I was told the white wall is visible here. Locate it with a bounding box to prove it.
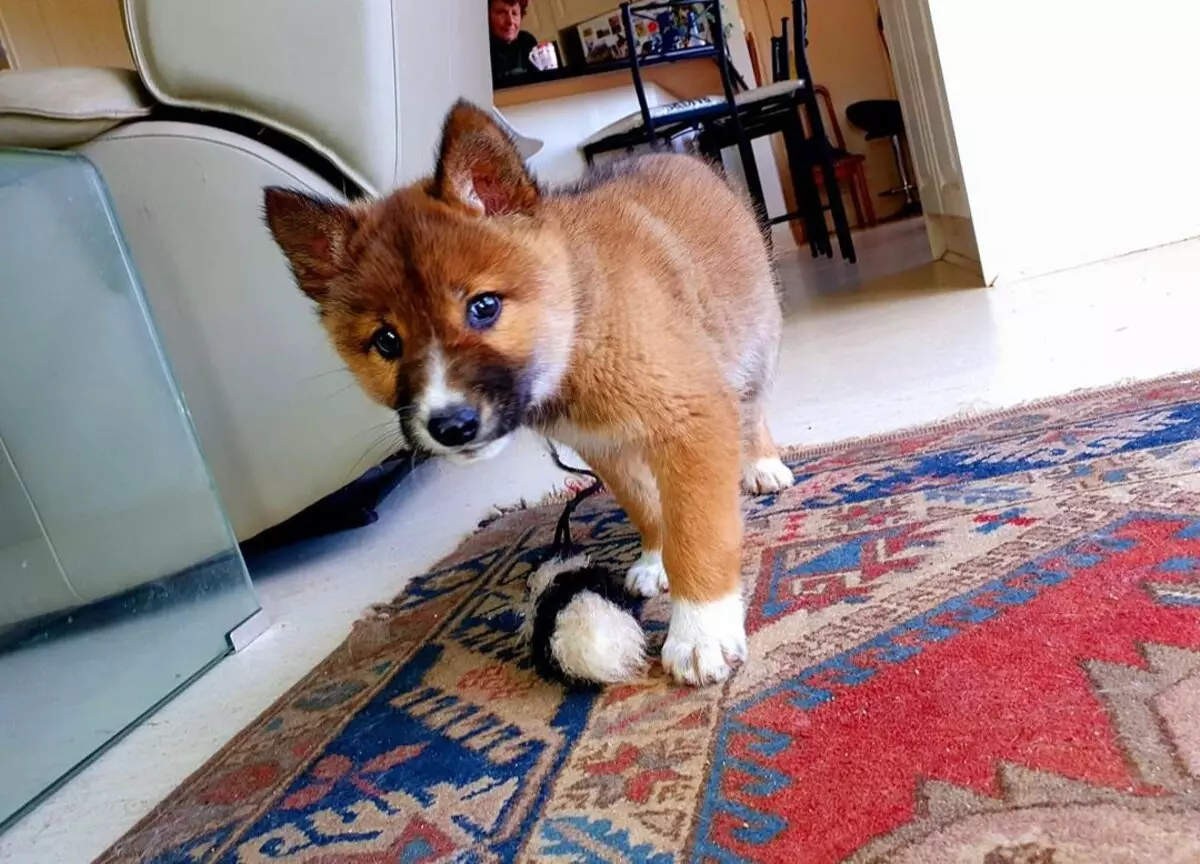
[928,0,1200,284]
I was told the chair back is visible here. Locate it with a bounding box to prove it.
[618,1,740,145]
[770,19,790,83]
[770,0,813,87]
[792,0,813,84]
[768,1,840,156]
[812,85,846,150]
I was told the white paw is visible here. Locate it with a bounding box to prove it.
[625,549,669,597]
[742,456,794,495]
[661,594,748,686]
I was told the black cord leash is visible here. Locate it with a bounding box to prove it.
[545,440,603,559]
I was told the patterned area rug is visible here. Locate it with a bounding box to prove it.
[104,376,1200,863]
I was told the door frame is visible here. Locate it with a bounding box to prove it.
[878,0,980,276]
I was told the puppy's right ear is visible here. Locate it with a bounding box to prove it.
[432,100,539,217]
[263,187,358,301]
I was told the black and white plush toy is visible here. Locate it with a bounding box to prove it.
[520,442,649,687]
[521,554,647,687]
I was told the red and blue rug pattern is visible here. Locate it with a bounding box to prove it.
[103,376,1200,863]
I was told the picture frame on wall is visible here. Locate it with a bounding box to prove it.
[574,2,714,65]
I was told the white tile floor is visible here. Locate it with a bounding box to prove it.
[6,219,1200,863]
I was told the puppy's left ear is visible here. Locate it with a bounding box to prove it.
[263,188,359,302]
[432,100,539,217]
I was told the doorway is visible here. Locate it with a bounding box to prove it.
[739,0,983,281]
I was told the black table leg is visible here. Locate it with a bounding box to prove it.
[735,137,769,234]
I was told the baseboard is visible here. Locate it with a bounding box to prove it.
[942,250,984,281]
[927,213,983,279]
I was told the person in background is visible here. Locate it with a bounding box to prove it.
[489,0,541,82]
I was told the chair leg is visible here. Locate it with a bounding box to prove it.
[783,107,829,257]
[820,157,855,261]
[808,172,833,257]
[890,134,917,205]
[847,172,866,230]
[802,94,856,263]
[737,139,769,235]
[857,165,878,227]
[737,139,771,251]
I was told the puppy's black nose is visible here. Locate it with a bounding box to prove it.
[427,406,480,447]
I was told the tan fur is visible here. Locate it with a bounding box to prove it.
[584,449,663,553]
[541,155,782,603]
[264,101,789,682]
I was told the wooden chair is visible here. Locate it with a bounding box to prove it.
[811,85,876,229]
[746,32,764,87]
[771,21,876,231]
[738,0,856,260]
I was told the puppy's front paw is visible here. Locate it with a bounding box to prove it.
[742,456,795,495]
[626,549,669,597]
[661,594,747,686]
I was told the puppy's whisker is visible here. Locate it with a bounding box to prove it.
[299,366,351,383]
[356,420,401,438]
[321,381,360,401]
[345,431,406,481]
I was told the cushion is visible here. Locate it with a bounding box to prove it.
[845,99,904,139]
[581,96,726,149]
[0,68,152,149]
[580,80,808,151]
[121,0,493,196]
[733,78,806,105]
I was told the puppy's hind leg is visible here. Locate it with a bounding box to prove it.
[740,398,794,495]
[733,310,793,495]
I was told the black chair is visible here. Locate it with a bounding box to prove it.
[700,0,856,261]
[581,1,767,219]
[583,0,832,253]
[845,12,920,219]
[579,1,855,262]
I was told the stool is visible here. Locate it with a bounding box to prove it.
[845,99,921,219]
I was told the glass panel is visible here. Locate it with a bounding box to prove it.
[0,149,260,828]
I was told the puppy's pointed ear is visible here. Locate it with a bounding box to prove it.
[432,100,539,217]
[263,187,359,301]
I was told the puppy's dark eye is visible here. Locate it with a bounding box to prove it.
[466,293,502,330]
[371,327,402,359]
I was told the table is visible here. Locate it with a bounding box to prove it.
[0,148,260,828]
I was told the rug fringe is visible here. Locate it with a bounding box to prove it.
[777,371,1199,463]
[478,477,606,531]
[480,373,1200,526]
